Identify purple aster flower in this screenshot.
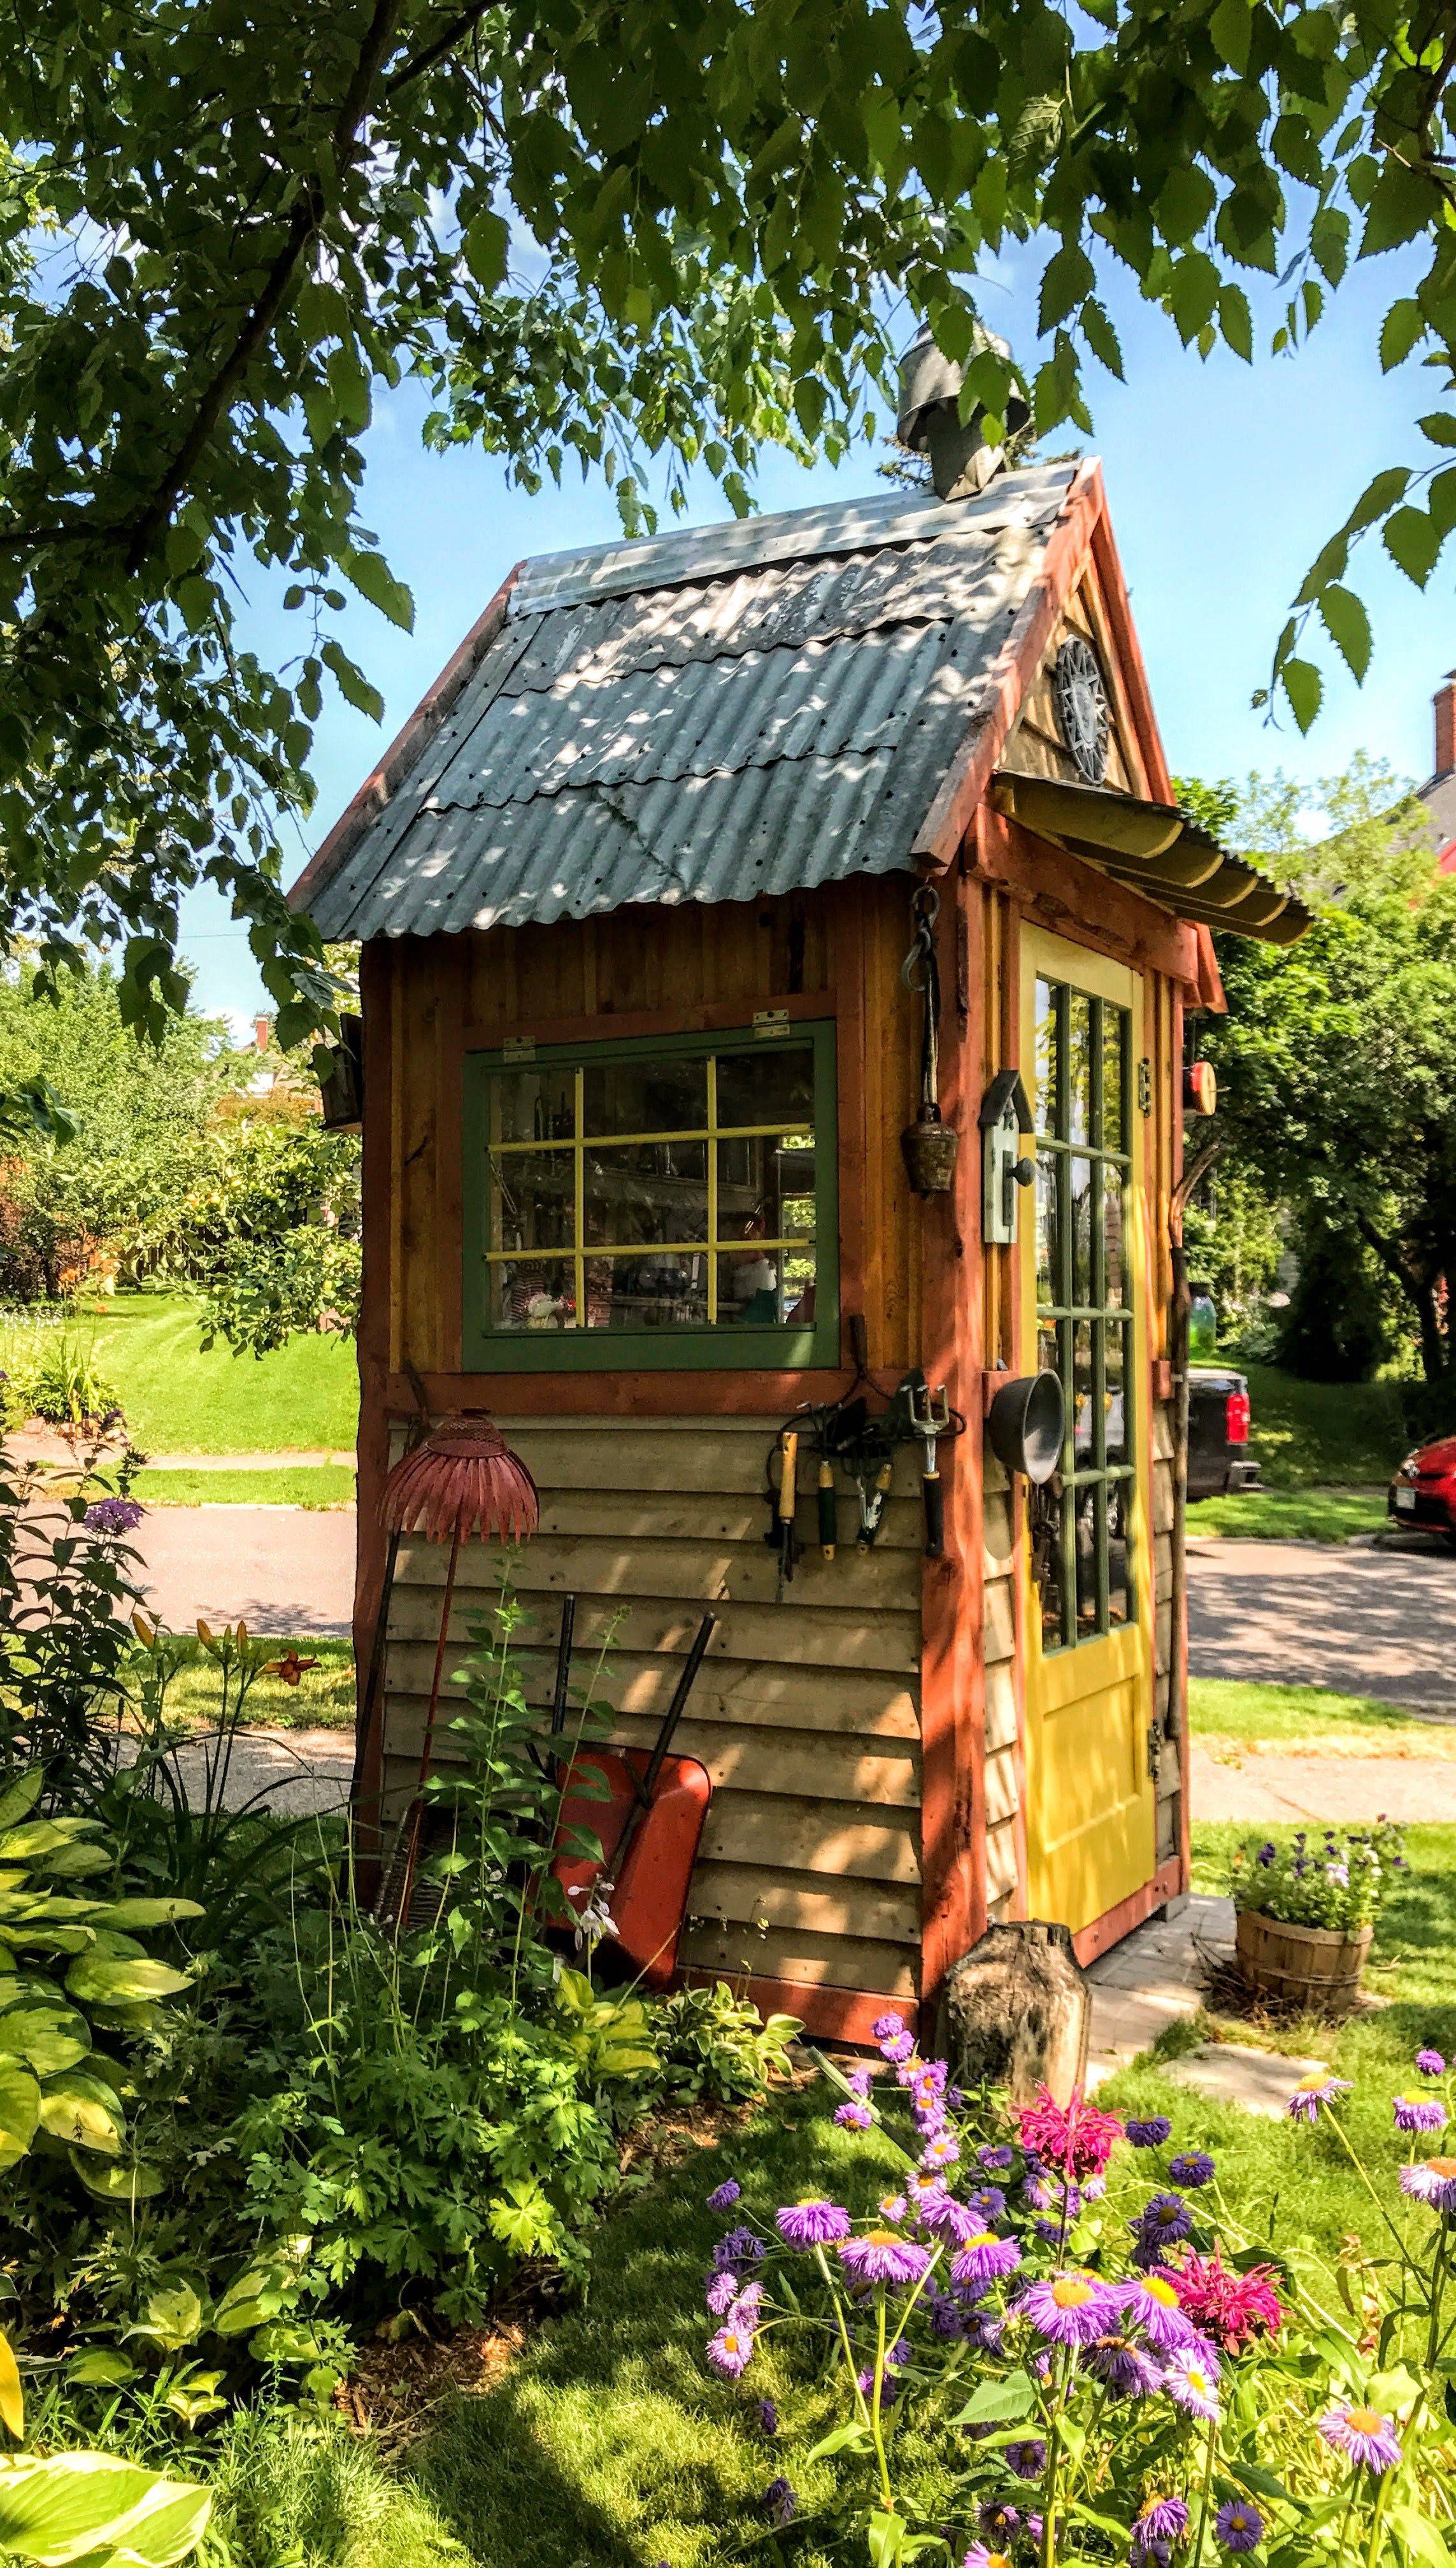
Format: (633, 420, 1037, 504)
(85, 1496, 145, 1534)
(918, 2194, 980, 2248)
(978, 2145, 1015, 2173)
(1163, 2343, 1222, 2422)
(757, 2399, 778, 2438)
(1400, 2157, 1456, 2212)
(728, 2283, 764, 2320)
(1318, 2404, 1402, 2473)
(1133, 2499, 1189, 2561)
(1169, 2151, 1216, 2189)
(978, 2502, 1024, 2544)
(1004, 2439, 1047, 2481)
(1085, 2332, 1161, 2399)
(706, 2319, 755, 2379)
(835, 2100, 874, 2130)
(882, 2030, 916, 2066)
(838, 2230, 932, 2288)
(964, 2185, 1006, 2225)
(1255, 1841, 1276, 1867)
(776, 2198, 852, 2249)
(871, 2011, 904, 2043)
(1394, 2092, 1448, 2134)
(856, 2368, 898, 2408)
(927, 2287, 966, 2340)
(922, 2129, 960, 2171)
(887, 2336, 911, 2369)
(1021, 2174, 1053, 2211)
(706, 2271, 739, 2316)
(1215, 2501, 1264, 2553)
(1135, 2192, 1194, 2250)
(1119, 2270, 1199, 2350)
(1125, 2114, 1173, 2148)
(1013, 2272, 1118, 2346)
(762, 2476, 797, 2527)
(713, 2226, 766, 2270)
(1417, 2049, 1446, 2078)
(905, 2169, 948, 2218)
(965, 2309, 1006, 2355)
(950, 2232, 1022, 2293)
(878, 2194, 908, 2225)
(1286, 2072, 1352, 2123)
(846, 2064, 874, 2097)
(706, 2178, 741, 2212)
(964, 2547, 1013, 2568)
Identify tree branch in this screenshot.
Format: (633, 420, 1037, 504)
(384, 0, 496, 94)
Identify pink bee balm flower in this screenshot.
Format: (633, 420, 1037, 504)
(1167, 2249, 1283, 2352)
(838, 2229, 932, 2288)
(1394, 2092, 1448, 2134)
(1015, 2085, 1124, 2181)
(950, 2230, 1022, 2294)
(776, 2199, 852, 2249)
(1013, 2271, 1119, 2346)
(1318, 2404, 1402, 2473)
(1118, 2270, 1198, 2351)
(1401, 2156, 1456, 2213)
(706, 2320, 756, 2378)
(1285, 2072, 1352, 2123)
(1162, 2344, 1222, 2422)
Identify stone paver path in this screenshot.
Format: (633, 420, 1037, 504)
(1085, 1894, 1234, 2086)
(118, 1724, 354, 1817)
(1188, 1536, 1456, 1712)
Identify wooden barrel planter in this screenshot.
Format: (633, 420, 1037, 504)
(1236, 1909, 1372, 2014)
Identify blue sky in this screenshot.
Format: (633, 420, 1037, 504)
(184, 236, 1453, 1024)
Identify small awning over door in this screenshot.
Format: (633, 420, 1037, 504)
(990, 772, 1310, 946)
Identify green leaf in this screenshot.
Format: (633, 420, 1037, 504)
(87, 1901, 203, 1930)
(0, 2066, 40, 2170)
(1218, 284, 1253, 362)
(805, 2420, 875, 2464)
(1280, 655, 1324, 731)
(320, 640, 384, 723)
(341, 550, 414, 634)
(213, 2267, 287, 2336)
(0, 1777, 43, 1837)
(1418, 414, 1456, 448)
(1390, 2507, 1450, 2568)
(0, 2453, 211, 2567)
(952, 2369, 1036, 2425)
(462, 209, 510, 290)
(1380, 299, 1425, 369)
(1360, 160, 1434, 259)
(129, 2285, 204, 2352)
(39, 2070, 124, 2155)
(64, 1955, 191, 2008)
(1208, 0, 1251, 71)
(66, 2350, 139, 2387)
(68, 2154, 164, 2208)
(1317, 583, 1372, 680)
(0, 2007, 89, 2078)
(1383, 504, 1444, 587)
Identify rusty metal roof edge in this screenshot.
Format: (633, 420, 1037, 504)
(510, 462, 1081, 618)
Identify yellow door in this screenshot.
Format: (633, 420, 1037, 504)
(1018, 928, 1155, 1936)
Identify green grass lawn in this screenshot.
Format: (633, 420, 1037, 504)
(85, 1292, 358, 1454)
(160, 1634, 357, 1729)
(1187, 1485, 1387, 1544)
(131, 1462, 356, 1506)
(1188, 1674, 1456, 1748)
(1239, 1362, 1407, 1490)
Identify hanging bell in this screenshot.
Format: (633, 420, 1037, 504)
(901, 1103, 960, 1196)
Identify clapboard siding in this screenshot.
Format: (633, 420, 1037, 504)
(376, 1416, 925, 2002)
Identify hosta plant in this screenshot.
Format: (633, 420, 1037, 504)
(695, 2020, 1456, 2568)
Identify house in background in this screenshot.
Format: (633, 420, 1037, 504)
(1420, 672, 1456, 877)
(292, 365, 1307, 2043)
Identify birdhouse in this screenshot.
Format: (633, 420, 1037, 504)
(291, 375, 1308, 2042)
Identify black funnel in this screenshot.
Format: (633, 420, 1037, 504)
(987, 1372, 1065, 1485)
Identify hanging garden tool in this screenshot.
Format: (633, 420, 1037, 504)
(550, 1612, 717, 1988)
(814, 1416, 838, 1561)
(373, 1412, 539, 1933)
(899, 884, 959, 1196)
(774, 1427, 799, 1599)
(904, 1373, 966, 1558)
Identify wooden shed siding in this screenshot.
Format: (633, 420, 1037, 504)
(374, 1418, 927, 2010)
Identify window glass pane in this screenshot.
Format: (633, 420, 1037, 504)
(583, 1141, 707, 1247)
(717, 1135, 817, 1238)
(582, 1055, 706, 1136)
(1035, 1152, 1060, 1309)
(1069, 1157, 1094, 1308)
(1103, 1164, 1126, 1309)
(1108, 1480, 1131, 1627)
(715, 1046, 815, 1132)
(489, 1149, 575, 1251)
(582, 1253, 709, 1329)
(1034, 980, 1059, 1135)
(1067, 992, 1093, 1146)
(1104, 1009, 1125, 1152)
(489, 1066, 576, 1145)
(1106, 1323, 1130, 1466)
(489, 1259, 577, 1330)
(717, 1245, 817, 1327)
(1071, 1320, 1094, 1464)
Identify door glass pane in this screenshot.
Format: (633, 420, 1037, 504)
(1035, 1153, 1060, 1309)
(1071, 1320, 1094, 1464)
(1103, 1011, 1124, 1152)
(582, 1055, 706, 1136)
(489, 1150, 575, 1250)
(1034, 979, 1060, 1134)
(1103, 1164, 1126, 1309)
(1106, 1323, 1130, 1466)
(1075, 1483, 1099, 1635)
(1108, 1480, 1131, 1627)
(715, 1046, 815, 1132)
(1067, 992, 1093, 1146)
(490, 1066, 575, 1144)
(1069, 1158, 1094, 1308)
(583, 1141, 708, 1246)
(489, 1258, 577, 1330)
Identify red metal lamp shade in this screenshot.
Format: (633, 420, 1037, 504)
(380, 1411, 538, 1544)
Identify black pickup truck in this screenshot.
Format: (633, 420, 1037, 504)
(1186, 1366, 1260, 1502)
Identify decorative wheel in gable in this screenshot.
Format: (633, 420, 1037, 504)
(1052, 636, 1111, 785)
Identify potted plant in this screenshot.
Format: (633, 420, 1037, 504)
(1230, 1820, 1404, 2013)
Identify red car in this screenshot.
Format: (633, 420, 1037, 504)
(1389, 1436, 1456, 1546)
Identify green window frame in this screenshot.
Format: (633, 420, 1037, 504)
(462, 1020, 839, 1371)
(1031, 976, 1136, 1651)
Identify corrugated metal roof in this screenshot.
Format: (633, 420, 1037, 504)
(307, 462, 1080, 942)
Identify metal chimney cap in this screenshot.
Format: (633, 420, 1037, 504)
(894, 321, 1027, 453)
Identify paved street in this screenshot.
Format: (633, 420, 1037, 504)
(131, 1503, 355, 1636)
(1187, 1533, 1456, 1713)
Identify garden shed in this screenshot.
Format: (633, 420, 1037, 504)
(292, 394, 1307, 2043)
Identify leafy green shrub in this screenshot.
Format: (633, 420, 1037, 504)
(1230, 1820, 1405, 1932)
(30, 1333, 123, 1429)
(650, 1979, 799, 2103)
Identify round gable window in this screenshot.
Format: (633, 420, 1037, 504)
(1052, 635, 1111, 785)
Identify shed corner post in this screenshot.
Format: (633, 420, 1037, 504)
(350, 936, 394, 1883)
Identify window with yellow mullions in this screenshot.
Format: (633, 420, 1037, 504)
(1031, 975, 1134, 1650)
(462, 1022, 839, 1371)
